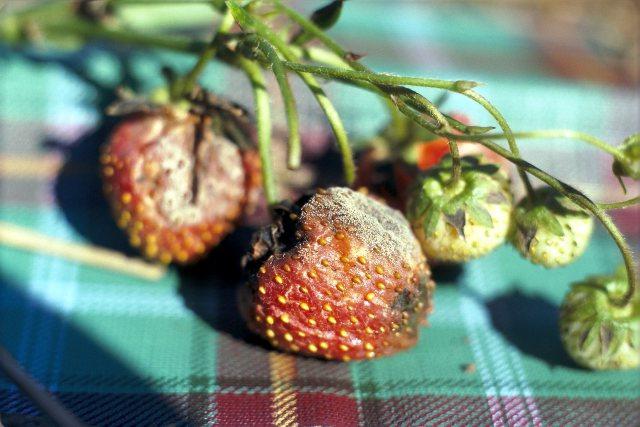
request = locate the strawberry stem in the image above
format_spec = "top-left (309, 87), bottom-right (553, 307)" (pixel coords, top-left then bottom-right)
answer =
top-left (448, 139), bottom-right (462, 184)
top-left (171, 6), bottom-right (235, 100)
top-left (459, 129), bottom-right (625, 160)
top-left (598, 196), bottom-right (640, 210)
top-left (227, 0), bottom-right (355, 185)
top-left (238, 57), bottom-right (277, 206)
top-left (240, 34), bottom-right (302, 170)
top-left (461, 90), bottom-right (536, 202)
top-left (279, 62), bottom-right (475, 91)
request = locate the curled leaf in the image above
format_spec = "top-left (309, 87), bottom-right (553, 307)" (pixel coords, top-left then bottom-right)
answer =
top-left (291, 0), bottom-right (345, 45)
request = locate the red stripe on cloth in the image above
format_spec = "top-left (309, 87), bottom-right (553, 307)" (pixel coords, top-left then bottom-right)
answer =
top-left (215, 393), bottom-right (273, 426)
top-left (296, 392), bottom-right (360, 427)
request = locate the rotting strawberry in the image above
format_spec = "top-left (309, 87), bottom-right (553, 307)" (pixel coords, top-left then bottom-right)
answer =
top-left (101, 89), bottom-right (261, 264)
top-left (240, 187), bottom-right (435, 361)
top-left (406, 155), bottom-right (513, 263)
top-left (559, 267), bottom-right (639, 370)
top-left (511, 187), bottom-right (593, 268)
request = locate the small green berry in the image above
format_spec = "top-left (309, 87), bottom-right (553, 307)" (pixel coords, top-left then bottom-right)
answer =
top-left (559, 268), bottom-right (639, 370)
top-left (612, 133), bottom-right (640, 181)
top-left (406, 155), bottom-right (512, 263)
top-left (511, 187), bottom-right (593, 268)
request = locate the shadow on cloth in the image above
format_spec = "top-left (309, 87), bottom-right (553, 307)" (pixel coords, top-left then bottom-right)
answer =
top-left (0, 274), bottom-right (187, 424)
top-left (176, 227), bottom-right (273, 352)
top-left (34, 48), bottom-right (142, 257)
top-left (484, 289), bottom-right (577, 369)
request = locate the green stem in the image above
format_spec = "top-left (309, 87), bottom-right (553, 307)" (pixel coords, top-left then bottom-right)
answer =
top-left (462, 90), bottom-right (536, 200)
top-left (281, 61), bottom-right (458, 136)
top-left (276, 0), bottom-right (477, 124)
top-left (242, 35), bottom-right (301, 169)
top-left (281, 61), bottom-right (474, 91)
top-left (238, 58), bottom-right (277, 206)
top-left (460, 130), bottom-right (623, 159)
top-left (110, 0), bottom-right (225, 9)
top-left (448, 139), bottom-right (461, 184)
top-left (227, 0), bottom-right (355, 184)
top-left (46, 18), bottom-right (207, 52)
top-left (173, 7), bottom-right (235, 99)
top-left (448, 134), bottom-right (638, 307)
top-left (598, 196), bottom-right (640, 210)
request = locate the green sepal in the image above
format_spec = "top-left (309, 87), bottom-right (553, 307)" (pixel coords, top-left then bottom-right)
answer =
top-left (514, 186), bottom-right (596, 245)
top-left (422, 203), bottom-right (442, 237)
top-left (466, 125), bottom-right (495, 135)
top-left (535, 206), bottom-right (565, 237)
top-left (464, 200), bottom-right (494, 228)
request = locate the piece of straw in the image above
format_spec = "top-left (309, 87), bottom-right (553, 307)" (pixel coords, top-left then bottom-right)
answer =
top-left (0, 222), bottom-right (166, 281)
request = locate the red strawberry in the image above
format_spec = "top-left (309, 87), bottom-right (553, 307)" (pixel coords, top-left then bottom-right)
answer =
top-left (101, 104), bottom-right (260, 264)
top-left (354, 147), bottom-right (417, 210)
top-left (416, 137), bottom-right (507, 172)
top-left (240, 187), bottom-right (435, 361)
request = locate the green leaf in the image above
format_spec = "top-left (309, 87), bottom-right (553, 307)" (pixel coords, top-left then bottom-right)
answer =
top-left (537, 207), bottom-right (565, 237)
top-left (465, 201), bottom-right (493, 228)
top-left (291, 0), bottom-right (345, 45)
top-left (422, 204), bottom-right (442, 237)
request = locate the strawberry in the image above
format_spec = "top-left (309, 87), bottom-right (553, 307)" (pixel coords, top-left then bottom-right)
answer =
top-left (101, 93), bottom-right (260, 264)
top-left (612, 133), bottom-right (640, 181)
top-left (353, 147), bottom-right (417, 210)
top-left (406, 155), bottom-right (513, 263)
top-left (559, 267), bottom-right (639, 370)
top-left (511, 187), bottom-right (593, 268)
top-left (240, 187), bottom-right (434, 361)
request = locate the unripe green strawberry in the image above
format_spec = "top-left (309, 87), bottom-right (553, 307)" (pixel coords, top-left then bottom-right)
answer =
top-left (406, 155), bottom-right (513, 263)
top-left (559, 267), bottom-right (639, 370)
top-left (511, 187), bottom-right (593, 268)
top-left (612, 133), bottom-right (640, 181)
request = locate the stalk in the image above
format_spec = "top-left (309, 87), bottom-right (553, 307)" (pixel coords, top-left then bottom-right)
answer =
top-left (280, 61), bottom-right (475, 92)
top-left (173, 7), bottom-right (235, 98)
top-left (238, 58), bottom-right (277, 206)
top-left (227, 0), bottom-right (355, 184)
top-left (599, 196), bottom-right (640, 210)
top-left (242, 35), bottom-right (301, 170)
top-left (462, 90), bottom-right (536, 200)
top-left (461, 129), bottom-right (624, 159)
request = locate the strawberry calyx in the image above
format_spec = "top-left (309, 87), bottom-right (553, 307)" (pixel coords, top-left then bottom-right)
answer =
top-left (512, 187), bottom-right (590, 253)
top-left (408, 155), bottom-right (511, 238)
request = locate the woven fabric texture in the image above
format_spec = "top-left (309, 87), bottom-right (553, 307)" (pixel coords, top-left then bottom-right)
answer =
top-left (1, 1), bottom-right (639, 425)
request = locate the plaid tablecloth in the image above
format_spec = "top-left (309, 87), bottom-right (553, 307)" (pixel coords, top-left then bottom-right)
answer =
top-left (1, 1), bottom-right (639, 425)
